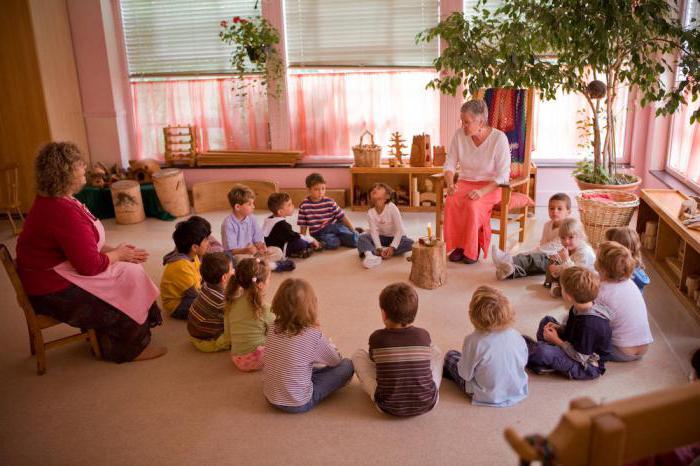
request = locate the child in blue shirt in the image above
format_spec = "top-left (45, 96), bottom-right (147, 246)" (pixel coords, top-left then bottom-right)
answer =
top-left (443, 285), bottom-right (528, 407)
top-left (525, 266), bottom-right (612, 380)
top-left (604, 227), bottom-right (649, 292)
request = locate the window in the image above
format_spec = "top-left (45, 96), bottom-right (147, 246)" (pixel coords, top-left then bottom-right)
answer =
top-left (120, 0), bottom-right (268, 159)
top-left (666, 0), bottom-right (700, 189)
top-left (285, 0), bottom-right (439, 67)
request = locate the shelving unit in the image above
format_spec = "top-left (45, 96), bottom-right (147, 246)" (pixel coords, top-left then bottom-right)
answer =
top-left (350, 165), bottom-right (443, 212)
top-left (636, 189), bottom-right (700, 323)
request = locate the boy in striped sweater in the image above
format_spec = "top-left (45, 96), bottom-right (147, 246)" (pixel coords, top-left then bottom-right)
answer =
top-left (352, 282), bottom-right (443, 416)
top-left (187, 252), bottom-right (234, 352)
top-left (298, 173), bottom-right (359, 250)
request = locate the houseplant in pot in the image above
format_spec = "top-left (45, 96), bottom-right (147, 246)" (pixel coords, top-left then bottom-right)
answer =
top-left (219, 15), bottom-right (284, 97)
top-left (417, 0), bottom-right (700, 190)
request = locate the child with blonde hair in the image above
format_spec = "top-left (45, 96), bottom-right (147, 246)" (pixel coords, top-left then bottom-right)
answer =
top-left (225, 258), bottom-right (275, 371)
top-left (443, 286), bottom-right (528, 407)
top-left (263, 278), bottom-right (354, 413)
top-left (526, 267), bottom-right (612, 380)
top-left (604, 226), bottom-right (649, 291)
top-left (547, 217), bottom-right (596, 298)
top-left (595, 241), bottom-right (653, 362)
top-left (357, 183), bottom-right (414, 268)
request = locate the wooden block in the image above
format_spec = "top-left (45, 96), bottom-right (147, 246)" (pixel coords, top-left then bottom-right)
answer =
top-left (409, 241), bottom-right (446, 289)
top-left (283, 188), bottom-right (346, 208)
top-left (192, 180), bottom-right (278, 213)
top-left (665, 255), bottom-right (682, 279)
top-left (645, 221), bottom-right (658, 236)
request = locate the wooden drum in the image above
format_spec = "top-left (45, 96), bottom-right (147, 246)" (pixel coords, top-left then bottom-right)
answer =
top-left (110, 180), bottom-right (145, 224)
top-left (153, 168), bottom-right (190, 217)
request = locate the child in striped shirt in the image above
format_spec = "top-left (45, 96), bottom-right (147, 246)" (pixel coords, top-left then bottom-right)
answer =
top-left (225, 258), bottom-right (275, 371)
top-left (352, 282), bottom-right (442, 416)
top-left (297, 173), bottom-right (359, 250)
top-left (187, 252), bottom-right (234, 352)
top-left (263, 278), bottom-right (354, 413)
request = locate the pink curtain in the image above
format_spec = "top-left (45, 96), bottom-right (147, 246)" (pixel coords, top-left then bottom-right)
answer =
top-left (667, 98), bottom-right (700, 183)
top-left (130, 77), bottom-right (269, 160)
top-left (287, 70), bottom-right (440, 156)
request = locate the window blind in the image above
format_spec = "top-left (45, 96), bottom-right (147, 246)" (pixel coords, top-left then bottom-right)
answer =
top-left (463, 0), bottom-right (504, 16)
top-left (284, 0), bottom-right (439, 67)
top-left (120, 0), bottom-right (258, 76)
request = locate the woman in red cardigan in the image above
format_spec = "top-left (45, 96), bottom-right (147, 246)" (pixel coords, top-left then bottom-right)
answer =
top-left (16, 142), bottom-right (166, 362)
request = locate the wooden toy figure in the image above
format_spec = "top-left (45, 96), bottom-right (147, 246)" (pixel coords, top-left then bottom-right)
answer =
top-left (388, 132), bottom-right (407, 166)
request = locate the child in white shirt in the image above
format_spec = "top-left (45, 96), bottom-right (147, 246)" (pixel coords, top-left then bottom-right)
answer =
top-left (492, 193), bottom-right (571, 281)
top-left (595, 241), bottom-right (653, 361)
top-left (357, 183), bottom-right (414, 269)
top-left (547, 217), bottom-right (596, 297)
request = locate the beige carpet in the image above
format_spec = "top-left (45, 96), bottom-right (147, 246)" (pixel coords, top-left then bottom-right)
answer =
top-left (1, 210), bottom-right (698, 466)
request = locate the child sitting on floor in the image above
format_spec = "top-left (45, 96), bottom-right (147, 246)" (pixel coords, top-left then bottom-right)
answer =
top-left (161, 217), bottom-right (211, 319)
top-left (545, 217), bottom-right (596, 298)
top-left (595, 241), bottom-right (653, 362)
top-left (225, 258), bottom-right (275, 371)
top-left (187, 252), bottom-right (234, 352)
top-left (263, 192), bottom-right (320, 259)
top-left (443, 285), bottom-right (528, 407)
top-left (357, 183), bottom-right (414, 269)
top-left (263, 278), bottom-right (354, 413)
top-left (525, 266), bottom-right (612, 380)
top-left (298, 173), bottom-right (359, 250)
top-left (604, 226), bottom-right (650, 292)
top-left (352, 282), bottom-right (441, 416)
top-left (492, 193), bottom-right (571, 281)
top-left (221, 184), bottom-right (295, 272)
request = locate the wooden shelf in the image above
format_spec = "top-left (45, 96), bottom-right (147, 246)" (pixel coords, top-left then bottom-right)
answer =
top-left (637, 189), bottom-right (700, 323)
top-left (350, 165), bottom-right (443, 212)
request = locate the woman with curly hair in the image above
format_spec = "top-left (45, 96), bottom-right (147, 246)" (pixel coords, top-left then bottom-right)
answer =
top-left (16, 142), bottom-right (166, 362)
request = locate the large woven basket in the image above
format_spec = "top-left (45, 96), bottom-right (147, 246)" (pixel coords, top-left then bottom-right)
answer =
top-left (577, 189), bottom-right (640, 246)
top-left (352, 130), bottom-right (382, 167)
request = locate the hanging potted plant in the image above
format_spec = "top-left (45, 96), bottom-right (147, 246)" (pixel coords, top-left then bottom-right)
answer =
top-left (219, 15), bottom-right (284, 97)
top-left (417, 0), bottom-right (700, 191)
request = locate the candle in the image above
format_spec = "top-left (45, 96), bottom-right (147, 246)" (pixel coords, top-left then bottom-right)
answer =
top-left (427, 222), bottom-right (432, 239)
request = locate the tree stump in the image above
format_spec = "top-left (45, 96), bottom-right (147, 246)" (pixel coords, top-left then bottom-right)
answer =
top-left (409, 241), bottom-right (446, 289)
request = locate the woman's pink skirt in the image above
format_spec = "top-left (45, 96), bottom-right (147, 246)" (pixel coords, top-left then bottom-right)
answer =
top-left (444, 180), bottom-right (502, 261)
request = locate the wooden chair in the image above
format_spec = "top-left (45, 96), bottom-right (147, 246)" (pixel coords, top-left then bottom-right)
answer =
top-left (505, 382), bottom-right (700, 466)
top-left (0, 244), bottom-right (101, 375)
top-left (433, 89), bottom-right (536, 251)
top-left (0, 164), bottom-right (24, 235)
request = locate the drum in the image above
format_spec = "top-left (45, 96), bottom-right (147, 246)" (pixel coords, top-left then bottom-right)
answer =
top-left (152, 168), bottom-right (190, 217)
top-left (110, 180), bottom-right (145, 224)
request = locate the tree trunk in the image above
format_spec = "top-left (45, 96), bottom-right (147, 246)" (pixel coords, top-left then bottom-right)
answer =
top-left (409, 241), bottom-right (447, 290)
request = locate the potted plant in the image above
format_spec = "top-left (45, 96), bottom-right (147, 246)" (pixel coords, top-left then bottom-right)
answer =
top-left (219, 15), bottom-right (284, 97)
top-left (417, 0), bottom-right (699, 190)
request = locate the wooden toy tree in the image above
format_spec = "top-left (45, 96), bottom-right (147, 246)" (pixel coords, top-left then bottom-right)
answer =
top-left (388, 132), bottom-right (407, 167)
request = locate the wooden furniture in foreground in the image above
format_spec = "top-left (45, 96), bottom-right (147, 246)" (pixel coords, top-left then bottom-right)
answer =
top-left (350, 165), bottom-right (443, 212)
top-left (409, 241), bottom-right (446, 289)
top-left (196, 150), bottom-right (303, 167)
top-left (505, 382), bottom-right (700, 466)
top-left (0, 164), bottom-right (24, 235)
top-left (432, 88), bottom-right (536, 250)
top-left (636, 189), bottom-right (700, 322)
top-left (163, 125), bottom-right (197, 167)
top-left (192, 180), bottom-right (279, 213)
top-left (0, 244), bottom-right (101, 375)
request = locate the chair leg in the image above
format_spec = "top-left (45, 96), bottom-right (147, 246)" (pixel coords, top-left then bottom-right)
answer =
top-left (87, 329), bottom-right (102, 360)
top-left (499, 209), bottom-right (508, 251)
top-left (6, 211), bottom-right (18, 236)
top-left (519, 207), bottom-right (528, 242)
top-left (35, 333), bottom-right (47, 375)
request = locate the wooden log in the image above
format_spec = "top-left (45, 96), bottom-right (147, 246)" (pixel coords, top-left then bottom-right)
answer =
top-left (409, 241), bottom-right (446, 289)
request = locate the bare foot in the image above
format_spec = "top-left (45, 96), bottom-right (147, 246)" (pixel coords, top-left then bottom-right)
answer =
top-left (133, 343), bottom-right (168, 361)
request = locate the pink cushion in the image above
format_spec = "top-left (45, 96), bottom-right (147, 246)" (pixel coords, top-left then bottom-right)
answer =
top-left (494, 192), bottom-right (534, 211)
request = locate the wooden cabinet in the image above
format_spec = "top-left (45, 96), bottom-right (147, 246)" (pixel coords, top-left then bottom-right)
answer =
top-left (637, 189), bottom-right (700, 322)
top-left (350, 166), bottom-right (443, 212)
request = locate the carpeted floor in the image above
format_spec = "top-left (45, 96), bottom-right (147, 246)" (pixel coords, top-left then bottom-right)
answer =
top-left (1, 210), bottom-right (698, 466)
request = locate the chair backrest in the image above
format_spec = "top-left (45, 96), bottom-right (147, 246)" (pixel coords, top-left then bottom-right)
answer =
top-left (0, 244), bottom-right (37, 325)
top-left (482, 89), bottom-right (535, 181)
top-left (0, 164), bottom-right (20, 209)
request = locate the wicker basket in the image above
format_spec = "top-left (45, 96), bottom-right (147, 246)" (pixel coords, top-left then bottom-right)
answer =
top-left (352, 130), bottom-right (382, 167)
top-left (577, 189), bottom-right (640, 246)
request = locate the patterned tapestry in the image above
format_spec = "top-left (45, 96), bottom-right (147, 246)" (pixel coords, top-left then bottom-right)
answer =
top-left (484, 88), bottom-right (528, 180)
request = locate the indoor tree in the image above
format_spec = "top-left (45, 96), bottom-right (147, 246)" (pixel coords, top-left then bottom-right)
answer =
top-left (417, 0), bottom-right (699, 185)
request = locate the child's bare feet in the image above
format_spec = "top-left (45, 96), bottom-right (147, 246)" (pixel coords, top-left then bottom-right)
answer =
top-left (133, 343), bottom-right (168, 361)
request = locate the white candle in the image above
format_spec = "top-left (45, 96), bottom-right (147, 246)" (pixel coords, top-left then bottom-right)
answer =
top-left (427, 222), bottom-right (432, 239)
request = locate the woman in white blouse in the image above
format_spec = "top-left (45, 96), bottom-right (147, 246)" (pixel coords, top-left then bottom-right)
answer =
top-left (443, 100), bottom-right (511, 264)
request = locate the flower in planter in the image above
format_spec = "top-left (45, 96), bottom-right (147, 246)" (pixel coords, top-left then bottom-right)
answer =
top-left (219, 15), bottom-right (284, 97)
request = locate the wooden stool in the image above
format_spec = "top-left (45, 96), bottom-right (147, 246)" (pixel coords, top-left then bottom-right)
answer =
top-left (409, 240), bottom-right (446, 289)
